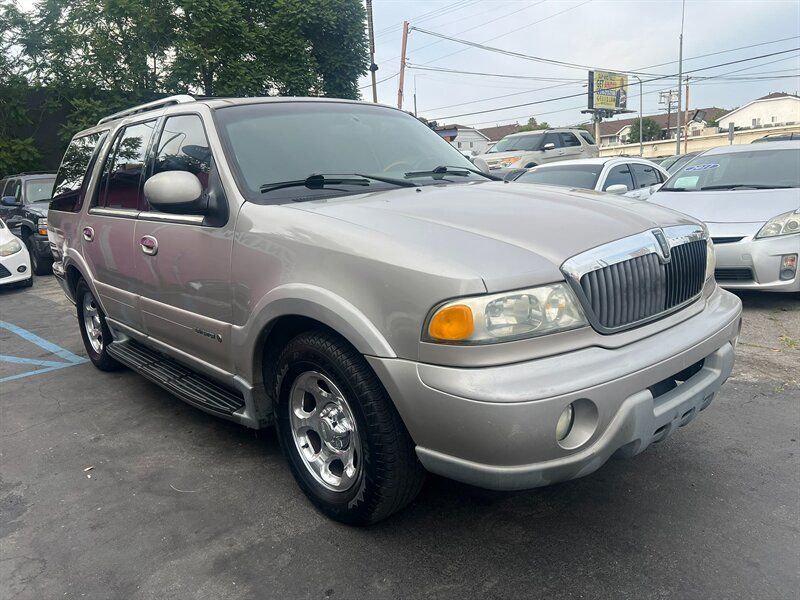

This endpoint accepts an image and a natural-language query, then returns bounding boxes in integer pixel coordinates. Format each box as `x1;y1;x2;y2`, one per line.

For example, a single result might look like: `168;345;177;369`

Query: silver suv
48;96;742;524
477;128;599;170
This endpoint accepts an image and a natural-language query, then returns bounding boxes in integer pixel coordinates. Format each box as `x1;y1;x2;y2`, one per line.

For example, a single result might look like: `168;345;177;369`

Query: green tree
627;117;661;143
517;117;551;132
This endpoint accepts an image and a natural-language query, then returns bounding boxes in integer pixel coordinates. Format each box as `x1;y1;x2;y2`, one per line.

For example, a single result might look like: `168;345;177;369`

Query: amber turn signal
428;304;474;341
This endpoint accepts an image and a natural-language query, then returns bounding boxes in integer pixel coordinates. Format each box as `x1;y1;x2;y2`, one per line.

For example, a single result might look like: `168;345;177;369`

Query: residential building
434;124;491;155
596;107;726;147
717;92;800;131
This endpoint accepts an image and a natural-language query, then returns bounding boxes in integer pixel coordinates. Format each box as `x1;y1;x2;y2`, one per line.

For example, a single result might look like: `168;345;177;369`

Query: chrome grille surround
561;225;707;334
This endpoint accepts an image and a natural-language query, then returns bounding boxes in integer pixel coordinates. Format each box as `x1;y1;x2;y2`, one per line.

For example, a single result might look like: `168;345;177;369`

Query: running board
107;339;245;416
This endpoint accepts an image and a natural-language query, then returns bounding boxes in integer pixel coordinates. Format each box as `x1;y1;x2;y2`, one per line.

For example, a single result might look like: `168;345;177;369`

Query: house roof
717;92;800;123
597;107;726;137
439;124;491;140
477;123;523;141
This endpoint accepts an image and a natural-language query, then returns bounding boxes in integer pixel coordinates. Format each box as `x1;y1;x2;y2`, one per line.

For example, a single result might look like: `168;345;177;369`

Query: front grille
578;239;706;331
712;236;744;244
0;264;11;279
715;267;753;281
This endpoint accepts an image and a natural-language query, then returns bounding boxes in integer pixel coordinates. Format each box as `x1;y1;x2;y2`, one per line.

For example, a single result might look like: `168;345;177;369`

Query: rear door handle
83;227;94;242
140;235;158;256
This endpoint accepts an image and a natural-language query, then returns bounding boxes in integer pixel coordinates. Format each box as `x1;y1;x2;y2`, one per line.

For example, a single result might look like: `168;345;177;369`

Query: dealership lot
1;277;798;599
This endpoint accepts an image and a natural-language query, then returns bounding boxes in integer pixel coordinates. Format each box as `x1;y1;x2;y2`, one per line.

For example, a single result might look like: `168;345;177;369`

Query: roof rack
97;95;196;125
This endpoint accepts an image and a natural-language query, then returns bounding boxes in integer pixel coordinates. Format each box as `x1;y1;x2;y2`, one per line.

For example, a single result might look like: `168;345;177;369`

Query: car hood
26;204;48;218
289;181;698;292
478;151;532;161
650;188;800;224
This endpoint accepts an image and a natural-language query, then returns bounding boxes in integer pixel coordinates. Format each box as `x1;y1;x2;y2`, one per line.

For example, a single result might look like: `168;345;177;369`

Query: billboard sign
588;71;629;111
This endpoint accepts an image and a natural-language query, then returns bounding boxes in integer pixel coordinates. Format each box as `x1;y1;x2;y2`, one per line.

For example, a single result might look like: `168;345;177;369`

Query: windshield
25;179;55;202
488;133;544;153
515;164;601;189
662;148;800;191
214;102;480;203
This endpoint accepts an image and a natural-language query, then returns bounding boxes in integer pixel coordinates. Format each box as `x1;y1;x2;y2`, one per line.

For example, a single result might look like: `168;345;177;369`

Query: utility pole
413;74;418;117
397;21;409;109
684;77;690;154
633;75;643;156
675;0;686;154
660;90;676;140
366;0;378;103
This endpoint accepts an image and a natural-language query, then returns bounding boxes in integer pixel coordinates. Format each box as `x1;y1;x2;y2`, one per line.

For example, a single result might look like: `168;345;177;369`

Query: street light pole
366;0;378;103
633;75;643;157
675;0;686;155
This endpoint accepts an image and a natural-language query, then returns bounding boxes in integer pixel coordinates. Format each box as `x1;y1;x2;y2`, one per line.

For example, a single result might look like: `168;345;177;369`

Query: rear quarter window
50;131;108;213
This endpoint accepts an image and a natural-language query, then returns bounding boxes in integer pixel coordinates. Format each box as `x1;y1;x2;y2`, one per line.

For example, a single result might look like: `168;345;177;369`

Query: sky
361;0;800;129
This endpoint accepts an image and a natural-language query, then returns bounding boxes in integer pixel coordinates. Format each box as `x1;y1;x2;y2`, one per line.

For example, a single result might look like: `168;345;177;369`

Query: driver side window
603;165;634;191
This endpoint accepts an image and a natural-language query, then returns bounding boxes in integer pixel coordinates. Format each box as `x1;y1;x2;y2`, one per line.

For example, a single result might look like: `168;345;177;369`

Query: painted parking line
0;320;88;383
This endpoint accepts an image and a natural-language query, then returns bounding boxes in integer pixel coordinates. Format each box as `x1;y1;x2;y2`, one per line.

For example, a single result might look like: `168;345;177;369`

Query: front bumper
714;233;799;292
0;248;32;286
31;232;52;260
368;286;742;491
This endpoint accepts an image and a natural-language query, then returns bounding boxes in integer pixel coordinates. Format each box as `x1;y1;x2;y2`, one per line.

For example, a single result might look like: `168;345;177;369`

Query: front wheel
26;235;52;276
273;330;424;525
76;279;121;371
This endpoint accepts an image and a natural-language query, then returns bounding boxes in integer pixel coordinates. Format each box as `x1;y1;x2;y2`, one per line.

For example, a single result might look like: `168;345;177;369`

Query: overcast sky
362;0;800;128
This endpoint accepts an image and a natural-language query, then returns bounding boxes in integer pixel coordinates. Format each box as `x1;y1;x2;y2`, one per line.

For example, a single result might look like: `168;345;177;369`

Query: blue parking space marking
0;320;88;383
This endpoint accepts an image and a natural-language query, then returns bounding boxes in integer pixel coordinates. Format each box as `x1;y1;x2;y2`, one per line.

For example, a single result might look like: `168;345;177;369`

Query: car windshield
515;164;601;189
488;133;544;153
214;102;481;203
661;148;800;191
25;179;55;202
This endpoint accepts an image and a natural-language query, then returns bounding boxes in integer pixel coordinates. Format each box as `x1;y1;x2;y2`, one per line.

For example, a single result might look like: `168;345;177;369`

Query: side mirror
542;143;556;151
143;171;205;214
649;183;663;194
1;196;20;207
472;157;490;174
605;184;629;195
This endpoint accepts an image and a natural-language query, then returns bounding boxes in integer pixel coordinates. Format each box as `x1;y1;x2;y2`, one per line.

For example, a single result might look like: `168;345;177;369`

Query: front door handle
140;235;158;256
83;227;94;242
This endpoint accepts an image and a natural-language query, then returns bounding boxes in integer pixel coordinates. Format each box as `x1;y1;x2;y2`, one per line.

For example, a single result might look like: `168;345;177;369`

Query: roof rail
97;95;196;125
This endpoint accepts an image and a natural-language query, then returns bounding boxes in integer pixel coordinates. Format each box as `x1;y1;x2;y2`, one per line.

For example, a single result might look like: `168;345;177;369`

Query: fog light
556;404;575;441
780;254;797;281
17;265;27;273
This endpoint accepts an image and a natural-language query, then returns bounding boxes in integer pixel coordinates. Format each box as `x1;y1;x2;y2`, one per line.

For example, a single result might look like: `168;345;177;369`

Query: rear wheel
273;330;424;525
76;279;121;371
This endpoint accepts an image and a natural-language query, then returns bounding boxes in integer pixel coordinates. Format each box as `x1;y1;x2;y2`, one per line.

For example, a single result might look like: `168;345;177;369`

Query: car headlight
755;210;800;239
0;238;22;257
705;237;715;281
498;156;522;167
424;282;588;344
37;217;48;236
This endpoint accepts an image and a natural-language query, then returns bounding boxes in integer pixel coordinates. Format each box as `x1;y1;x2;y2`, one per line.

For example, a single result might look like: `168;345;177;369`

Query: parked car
752;132;800;143
650;141;799;292
0;217;32;288
659;151;700;174
475;128;598;170
506;157;669;200
0;172;56;275
49;96;741;524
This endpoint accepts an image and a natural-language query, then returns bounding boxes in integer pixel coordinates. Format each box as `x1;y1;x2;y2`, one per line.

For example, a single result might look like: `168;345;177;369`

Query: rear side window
51;131;108;212
579;131;596;145
631;163;661;188
144;114;212;211
96;120;157;210
560;132;581;147
603;165;635;191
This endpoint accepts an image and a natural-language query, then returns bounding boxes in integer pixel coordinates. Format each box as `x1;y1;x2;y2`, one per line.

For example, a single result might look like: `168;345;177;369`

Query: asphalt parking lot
1;276;798;599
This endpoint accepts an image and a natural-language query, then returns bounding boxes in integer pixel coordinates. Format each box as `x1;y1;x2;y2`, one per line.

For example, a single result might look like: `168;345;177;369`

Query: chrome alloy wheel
82;291;104;354
289;371;362;492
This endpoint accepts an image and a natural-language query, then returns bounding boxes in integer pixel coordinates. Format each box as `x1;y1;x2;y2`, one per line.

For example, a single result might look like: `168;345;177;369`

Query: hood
650;188;800;224
478;150;532;162
289;181;698;292
26;204;48;218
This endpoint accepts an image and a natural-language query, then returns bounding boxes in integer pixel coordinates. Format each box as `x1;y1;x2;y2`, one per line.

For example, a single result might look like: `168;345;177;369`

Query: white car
0;217;32;288
650;141;799;292
508;157;670;200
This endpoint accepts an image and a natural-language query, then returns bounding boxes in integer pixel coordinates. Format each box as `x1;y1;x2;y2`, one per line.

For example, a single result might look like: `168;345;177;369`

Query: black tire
273;330;424;525
26;234;52;276
75;279;121;371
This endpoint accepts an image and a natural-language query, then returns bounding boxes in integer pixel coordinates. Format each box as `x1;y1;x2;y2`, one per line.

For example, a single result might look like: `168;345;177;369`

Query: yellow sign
588;71;628;111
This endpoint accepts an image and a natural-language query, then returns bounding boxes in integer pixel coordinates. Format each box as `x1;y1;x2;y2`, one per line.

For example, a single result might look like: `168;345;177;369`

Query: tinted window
25;179;55;203
603;165;635;191
489;133;544;153
516;164;601;189
51;131;108;212
6;179;21;199
560;132;581;147
631;163;661;188
579;131;596;145
0;180;7;195
663;148;800;191
99;121;156;209
146;115;212;211
542;133;561;149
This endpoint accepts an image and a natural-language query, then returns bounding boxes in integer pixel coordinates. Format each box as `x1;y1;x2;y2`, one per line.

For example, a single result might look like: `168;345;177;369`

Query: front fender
231;283;396;384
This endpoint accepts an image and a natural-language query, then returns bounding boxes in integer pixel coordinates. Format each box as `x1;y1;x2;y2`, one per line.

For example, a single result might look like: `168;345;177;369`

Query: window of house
752;118;761;128
771;116;777;123
96;121;156;210
630;163;662;188
469;141;474;148
603;165;635;191
457;141;462;148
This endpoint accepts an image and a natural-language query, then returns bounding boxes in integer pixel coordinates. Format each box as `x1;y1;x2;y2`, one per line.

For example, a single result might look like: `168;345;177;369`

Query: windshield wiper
405;165;501;181
699;184;792;191
260;173;415;194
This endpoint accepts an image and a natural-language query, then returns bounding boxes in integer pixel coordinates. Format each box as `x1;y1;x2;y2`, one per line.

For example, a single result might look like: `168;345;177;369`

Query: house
717;92;800;131
434;124;491;155
597;107;726;147
477;123;523;142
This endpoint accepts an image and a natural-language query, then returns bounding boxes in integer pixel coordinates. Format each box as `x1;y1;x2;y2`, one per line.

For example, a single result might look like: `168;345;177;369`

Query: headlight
755;210;800;239
38;217;48;236
424;282;588;344
705;237;715;281
0;238;22;257
498;156;522;167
